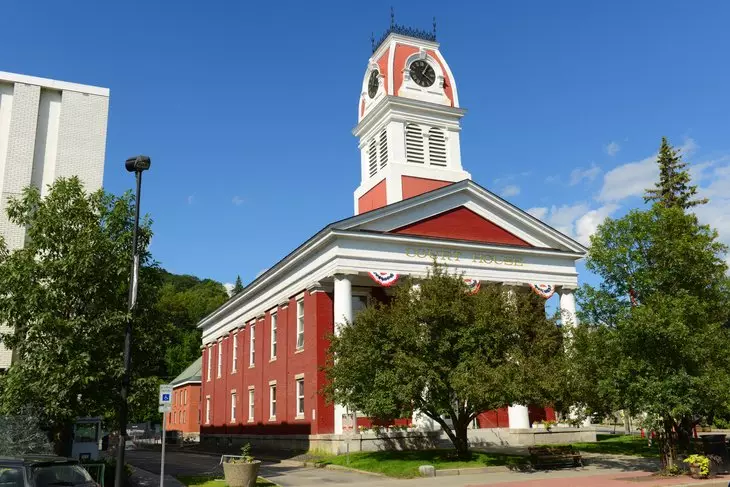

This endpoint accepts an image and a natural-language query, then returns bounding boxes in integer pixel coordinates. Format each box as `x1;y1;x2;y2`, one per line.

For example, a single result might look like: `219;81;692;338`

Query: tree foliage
233;275;244;295
0;408;53;456
0;178;168;447
572;147;730;468
324;264;565;457
644;137;707;209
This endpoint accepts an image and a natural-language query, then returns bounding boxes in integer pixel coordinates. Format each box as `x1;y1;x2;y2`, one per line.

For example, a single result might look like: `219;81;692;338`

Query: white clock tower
353;22;471;215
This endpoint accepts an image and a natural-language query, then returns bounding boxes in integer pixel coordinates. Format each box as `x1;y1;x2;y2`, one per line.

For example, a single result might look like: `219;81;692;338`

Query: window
378;129;388;169
296;378;305;417
183;389;187;405
269;384;277;419
205;397;211;424
206;346;212;381
217;341;222;378
428;128;447;166
248;389;255;422
230;392;237;423
368;139;378;177
270;312;278;360
296;299;305;349
232;333;238;372
249;324;256;367
174;411;177;424
405;124;424;164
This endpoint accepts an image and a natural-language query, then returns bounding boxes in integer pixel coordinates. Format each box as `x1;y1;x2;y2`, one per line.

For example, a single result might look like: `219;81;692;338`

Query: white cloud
570;163;602;186
501;185;520;197
598;138;697;203
187;195;194;205
605;141;621;156
574;204;620;245
232;195;245;206
527;207;548;220
223;282;235;297
255;268;269;278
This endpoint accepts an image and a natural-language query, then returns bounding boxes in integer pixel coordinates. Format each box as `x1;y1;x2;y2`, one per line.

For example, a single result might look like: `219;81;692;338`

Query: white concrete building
0;71;109;370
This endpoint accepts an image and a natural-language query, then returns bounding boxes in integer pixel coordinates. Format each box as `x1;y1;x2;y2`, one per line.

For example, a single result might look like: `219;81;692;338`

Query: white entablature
198;180;586;344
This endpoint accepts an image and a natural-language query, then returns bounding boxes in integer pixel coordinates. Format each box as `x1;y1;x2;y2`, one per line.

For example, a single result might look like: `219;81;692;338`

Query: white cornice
353;96;466;138
0;71;109;97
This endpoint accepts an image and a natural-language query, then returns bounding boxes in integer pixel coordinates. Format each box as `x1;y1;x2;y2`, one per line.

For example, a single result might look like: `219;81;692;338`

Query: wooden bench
528;445;583;469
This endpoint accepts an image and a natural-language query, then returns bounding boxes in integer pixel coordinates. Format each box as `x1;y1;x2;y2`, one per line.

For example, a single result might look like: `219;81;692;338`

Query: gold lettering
453;251;461;262
494;256;502;264
514;257;524;267
405;247;415;257
472;253;479;263
417;249;428;258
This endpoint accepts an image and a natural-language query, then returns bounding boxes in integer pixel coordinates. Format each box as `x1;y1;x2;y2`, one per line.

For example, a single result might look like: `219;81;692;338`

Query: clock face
368;70;379;98
409;60;436;88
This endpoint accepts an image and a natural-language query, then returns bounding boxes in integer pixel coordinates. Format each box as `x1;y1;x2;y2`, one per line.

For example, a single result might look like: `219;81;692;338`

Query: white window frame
269;382;277;420
232;333;238;373
217;341;222;378
249;323;256;367
296;377;305;418
270;312;278;360
205;396;211;424
230;391;237;423
206;346;212;381
296;299;305;350
248;388;255;422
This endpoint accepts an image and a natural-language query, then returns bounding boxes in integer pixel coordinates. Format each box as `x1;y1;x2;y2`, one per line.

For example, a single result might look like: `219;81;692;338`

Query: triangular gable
336;180;587;254
391;206;531;247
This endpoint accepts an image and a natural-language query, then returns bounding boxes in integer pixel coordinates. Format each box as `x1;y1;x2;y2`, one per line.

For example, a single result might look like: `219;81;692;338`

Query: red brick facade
201;290;335;436
166;383;201;435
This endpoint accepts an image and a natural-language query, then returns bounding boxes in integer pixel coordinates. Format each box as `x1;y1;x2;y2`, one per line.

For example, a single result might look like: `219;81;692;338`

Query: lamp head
125;155;151;173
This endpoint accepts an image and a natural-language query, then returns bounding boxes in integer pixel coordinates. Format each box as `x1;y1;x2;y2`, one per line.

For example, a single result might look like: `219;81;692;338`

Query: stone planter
222;460;261;487
688;463;712;479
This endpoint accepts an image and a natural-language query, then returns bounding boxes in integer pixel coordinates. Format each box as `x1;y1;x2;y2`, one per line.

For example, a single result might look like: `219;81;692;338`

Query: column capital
559;285;579;292
306;281;329;294
333;270;359;278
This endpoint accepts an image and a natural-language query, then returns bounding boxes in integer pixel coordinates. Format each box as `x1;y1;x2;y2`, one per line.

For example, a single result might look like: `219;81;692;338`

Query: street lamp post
115;155;151;487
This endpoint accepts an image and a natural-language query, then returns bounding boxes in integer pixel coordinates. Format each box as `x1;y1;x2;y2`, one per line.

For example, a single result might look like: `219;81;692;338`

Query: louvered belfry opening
405;124;424;164
378;129;388;169
428;128;447;166
368;139;378;177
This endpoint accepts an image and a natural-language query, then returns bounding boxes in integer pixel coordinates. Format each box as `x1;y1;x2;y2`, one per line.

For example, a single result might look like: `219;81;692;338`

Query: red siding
392;206;531;247
358;179;387;214
476;407;509;428
401;176;453;200
166;384;201;434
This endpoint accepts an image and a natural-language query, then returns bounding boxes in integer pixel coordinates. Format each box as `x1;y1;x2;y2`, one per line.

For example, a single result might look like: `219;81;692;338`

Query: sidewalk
128;465;186;487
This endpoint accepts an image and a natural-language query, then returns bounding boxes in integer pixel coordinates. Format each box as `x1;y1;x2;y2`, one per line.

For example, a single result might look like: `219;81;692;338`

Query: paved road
124;449;387;486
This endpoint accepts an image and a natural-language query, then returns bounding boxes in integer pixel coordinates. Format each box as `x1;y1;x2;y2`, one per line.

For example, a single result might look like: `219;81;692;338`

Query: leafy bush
0;409;52;456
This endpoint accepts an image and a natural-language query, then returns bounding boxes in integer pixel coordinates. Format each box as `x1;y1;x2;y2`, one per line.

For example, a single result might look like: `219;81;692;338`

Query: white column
508;405;531;429
559;287;578;328
333;274;353;435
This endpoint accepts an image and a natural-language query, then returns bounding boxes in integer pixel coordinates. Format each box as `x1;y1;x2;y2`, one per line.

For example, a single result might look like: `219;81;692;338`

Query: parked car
0;456;97;487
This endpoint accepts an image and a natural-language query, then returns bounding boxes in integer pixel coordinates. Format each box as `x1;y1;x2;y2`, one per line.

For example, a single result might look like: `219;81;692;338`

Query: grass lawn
315;449;526;478
569;434;660;457
176;475;277;487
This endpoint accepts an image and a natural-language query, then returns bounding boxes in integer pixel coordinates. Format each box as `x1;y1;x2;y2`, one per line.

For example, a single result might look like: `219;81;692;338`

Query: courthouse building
198;26;586;442
0;71;109;370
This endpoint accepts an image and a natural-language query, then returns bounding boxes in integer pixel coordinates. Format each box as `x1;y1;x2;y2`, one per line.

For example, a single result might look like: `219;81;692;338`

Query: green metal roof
171;357;202;386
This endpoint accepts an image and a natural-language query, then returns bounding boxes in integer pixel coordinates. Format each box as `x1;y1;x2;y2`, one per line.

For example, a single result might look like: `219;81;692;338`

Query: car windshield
30;464;93;487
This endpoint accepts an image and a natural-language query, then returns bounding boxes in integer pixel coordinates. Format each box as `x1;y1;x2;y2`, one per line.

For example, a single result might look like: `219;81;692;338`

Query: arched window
368;139;378;177
428;128;447;166
378;129;388;169
405;124;424;164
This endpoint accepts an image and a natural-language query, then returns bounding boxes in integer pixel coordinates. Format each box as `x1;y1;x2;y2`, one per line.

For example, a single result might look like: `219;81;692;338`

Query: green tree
0;178;168;453
324;264;565;457
233;275;244;294
644;137;707;209
572;193;730;468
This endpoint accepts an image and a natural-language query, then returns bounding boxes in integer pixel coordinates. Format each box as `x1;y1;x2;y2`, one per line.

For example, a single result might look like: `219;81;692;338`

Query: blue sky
2;0;729;289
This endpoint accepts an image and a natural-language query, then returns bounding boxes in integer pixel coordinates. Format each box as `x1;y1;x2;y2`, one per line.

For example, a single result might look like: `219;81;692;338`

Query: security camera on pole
114;156;151;487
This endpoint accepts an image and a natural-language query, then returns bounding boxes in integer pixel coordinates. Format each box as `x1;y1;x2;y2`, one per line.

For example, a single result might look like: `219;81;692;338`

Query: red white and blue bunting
368;271;400;287
464;278;481;295
529;283;555;299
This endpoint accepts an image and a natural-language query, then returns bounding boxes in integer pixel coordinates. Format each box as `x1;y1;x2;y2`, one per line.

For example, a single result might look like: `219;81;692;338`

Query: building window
378;129;388;169
296;378;305;418
206;347;212;381
231;392;237;423
217;342;222;378
428;128;447;166
248;389;255;422
249;324;256;367
269;384;277;419
405;123;424;164
184;389;187;405
232;333;238;372
368;138;378;177
296;299;305;349
205;397;211;424
271;312;278;360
